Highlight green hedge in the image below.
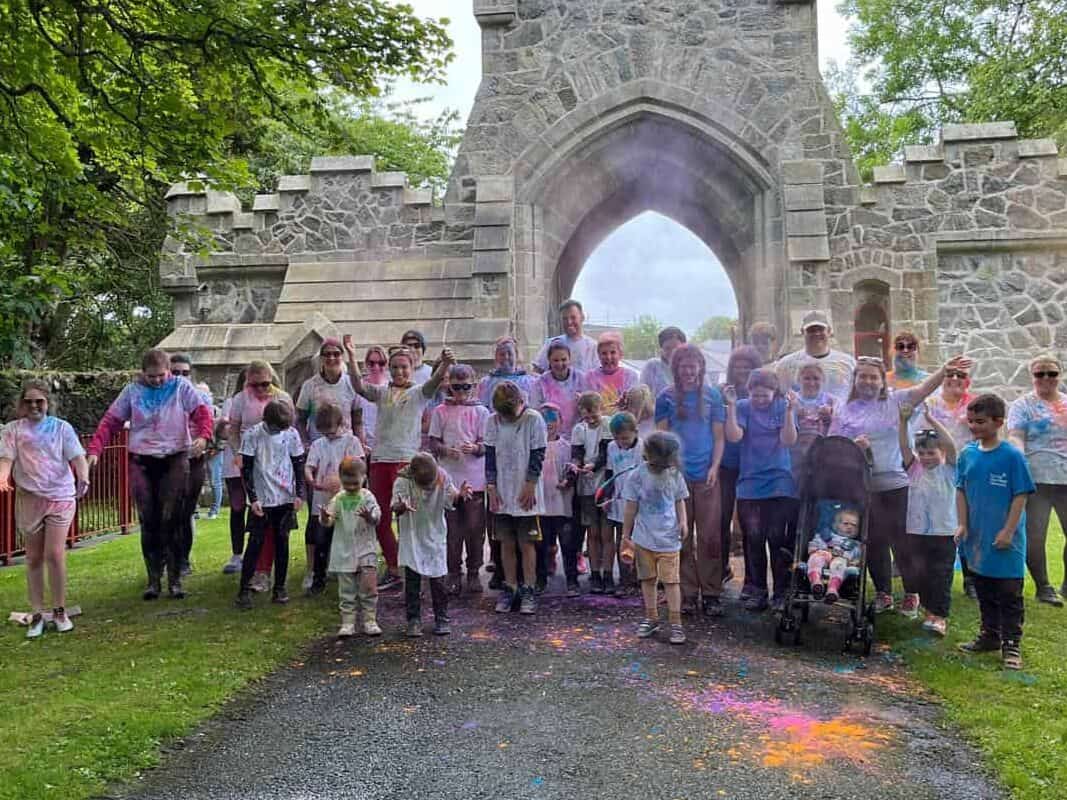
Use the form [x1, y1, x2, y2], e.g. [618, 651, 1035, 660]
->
[0, 370, 137, 434]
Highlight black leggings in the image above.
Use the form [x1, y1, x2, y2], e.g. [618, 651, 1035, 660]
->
[130, 453, 188, 585]
[226, 477, 247, 556]
[240, 505, 294, 593]
[178, 455, 206, 566]
[908, 535, 956, 617]
[737, 497, 798, 601]
[538, 515, 581, 584]
[405, 567, 447, 622]
[867, 487, 912, 594]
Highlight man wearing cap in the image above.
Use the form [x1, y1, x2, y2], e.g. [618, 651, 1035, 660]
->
[532, 299, 600, 374]
[401, 329, 434, 383]
[774, 311, 856, 405]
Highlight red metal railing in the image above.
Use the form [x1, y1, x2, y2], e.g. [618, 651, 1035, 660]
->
[0, 430, 132, 565]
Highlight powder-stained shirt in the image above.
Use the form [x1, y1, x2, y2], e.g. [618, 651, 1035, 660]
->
[654, 386, 726, 483]
[1007, 392, 1067, 485]
[394, 470, 458, 577]
[306, 433, 365, 512]
[296, 373, 358, 441]
[582, 366, 641, 415]
[775, 349, 856, 405]
[228, 388, 295, 438]
[361, 383, 433, 463]
[792, 392, 835, 483]
[906, 460, 957, 536]
[529, 369, 585, 436]
[540, 437, 574, 517]
[620, 463, 689, 553]
[325, 488, 381, 572]
[219, 397, 241, 480]
[571, 416, 612, 496]
[925, 392, 973, 451]
[92, 377, 212, 457]
[429, 403, 490, 491]
[0, 417, 85, 500]
[485, 408, 548, 517]
[605, 439, 644, 522]
[240, 423, 304, 507]
[533, 334, 600, 373]
[830, 390, 917, 493]
[735, 397, 796, 500]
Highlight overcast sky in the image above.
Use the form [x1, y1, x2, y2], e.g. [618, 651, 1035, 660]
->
[391, 1, 855, 335]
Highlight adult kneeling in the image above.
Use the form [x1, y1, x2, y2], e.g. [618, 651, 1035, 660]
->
[87, 349, 212, 600]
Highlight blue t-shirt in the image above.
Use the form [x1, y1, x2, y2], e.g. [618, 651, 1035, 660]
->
[955, 441, 1035, 579]
[735, 397, 796, 500]
[654, 386, 726, 483]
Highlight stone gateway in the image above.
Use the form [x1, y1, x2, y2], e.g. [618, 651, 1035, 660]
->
[159, 0, 1067, 400]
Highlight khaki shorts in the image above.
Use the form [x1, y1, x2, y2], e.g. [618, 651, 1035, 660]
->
[15, 491, 76, 538]
[493, 514, 542, 543]
[635, 545, 680, 584]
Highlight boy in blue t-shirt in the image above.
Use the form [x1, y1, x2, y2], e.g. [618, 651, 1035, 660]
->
[954, 393, 1035, 670]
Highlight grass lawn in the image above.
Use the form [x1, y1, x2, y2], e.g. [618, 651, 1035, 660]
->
[0, 515, 335, 800]
[1, 517, 1065, 800]
[879, 521, 1067, 800]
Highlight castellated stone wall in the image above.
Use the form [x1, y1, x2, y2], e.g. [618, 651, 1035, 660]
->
[805, 122, 1067, 398]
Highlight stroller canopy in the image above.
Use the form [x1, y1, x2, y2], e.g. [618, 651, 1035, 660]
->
[799, 435, 871, 510]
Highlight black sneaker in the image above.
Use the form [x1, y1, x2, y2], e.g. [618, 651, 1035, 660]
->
[488, 573, 504, 591]
[589, 572, 604, 594]
[168, 581, 186, 600]
[702, 597, 723, 618]
[602, 574, 615, 595]
[745, 596, 769, 612]
[566, 580, 581, 597]
[963, 577, 978, 600]
[494, 586, 515, 613]
[519, 585, 537, 615]
[958, 632, 1001, 653]
[143, 578, 162, 601]
[271, 588, 289, 604]
[433, 617, 452, 636]
[1001, 640, 1022, 670]
[534, 580, 547, 595]
[235, 590, 253, 610]
[1035, 586, 1064, 607]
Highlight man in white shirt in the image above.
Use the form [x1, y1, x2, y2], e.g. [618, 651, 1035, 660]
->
[774, 311, 856, 405]
[532, 299, 600, 374]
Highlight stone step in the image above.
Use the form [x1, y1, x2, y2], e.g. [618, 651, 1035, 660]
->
[272, 319, 510, 350]
[273, 299, 474, 324]
[284, 259, 471, 283]
[278, 278, 472, 304]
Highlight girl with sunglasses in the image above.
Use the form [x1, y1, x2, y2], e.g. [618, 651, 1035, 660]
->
[1007, 354, 1067, 607]
[886, 332, 929, 390]
[429, 364, 490, 595]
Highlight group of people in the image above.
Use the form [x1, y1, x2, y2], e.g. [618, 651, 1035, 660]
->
[3, 300, 1065, 670]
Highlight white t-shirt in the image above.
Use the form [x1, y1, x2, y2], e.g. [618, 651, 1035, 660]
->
[571, 416, 612, 496]
[775, 349, 856, 405]
[239, 423, 304, 507]
[533, 334, 600, 373]
[362, 383, 432, 463]
[394, 471, 457, 577]
[484, 408, 548, 517]
[540, 437, 574, 518]
[296, 373, 358, 441]
[428, 403, 490, 491]
[620, 463, 690, 552]
[605, 439, 645, 522]
[306, 434, 365, 512]
[906, 460, 958, 535]
[325, 488, 381, 572]
[0, 417, 85, 500]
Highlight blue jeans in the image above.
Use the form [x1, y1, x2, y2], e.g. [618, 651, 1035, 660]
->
[208, 454, 224, 515]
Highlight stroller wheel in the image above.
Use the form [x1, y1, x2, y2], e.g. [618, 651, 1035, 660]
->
[861, 620, 875, 656]
[775, 614, 801, 646]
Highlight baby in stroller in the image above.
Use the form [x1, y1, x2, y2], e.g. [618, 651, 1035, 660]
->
[806, 506, 862, 603]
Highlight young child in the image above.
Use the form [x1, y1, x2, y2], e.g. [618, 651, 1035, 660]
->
[235, 400, 305, 608]
[320, 458, 381, 637]
[620, 431, 690, 645]
[955, 394, 1034, 670]
[486, 381, 548, 615]
[791, 363, 835, 484]
[806, 507, 862, 604]
[620, 384, 656, 439]
[393, 452, 471, 637]
[429, 364, 490, 596]
[582, 332, 641, 415]
[304, 404, 365, 595]
[536, 402, 578, 596]
[571, 391, 613, 593]
[899, 405, 958, 634]
[603, 412, 644, 597]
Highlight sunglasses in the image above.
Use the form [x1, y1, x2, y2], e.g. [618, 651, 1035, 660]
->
[366, 359, 386, 367]
[1033, 371, 1060, 379]
[321, 351, 342, 358]
[895, 342, 918, 352]
[171, 368, 191, 377]
[856, 356, 884, 366]
[450, 383, 474, 391]
[944, 370, 968, 380]
[916, 428, 940, 439]
[249, 381, 272, 390]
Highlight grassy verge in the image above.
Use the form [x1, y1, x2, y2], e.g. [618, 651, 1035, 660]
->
[880, 522, 1067, 800]
[0, 515, 334, 800]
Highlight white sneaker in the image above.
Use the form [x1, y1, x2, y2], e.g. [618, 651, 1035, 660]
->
[363, 620, 383, 636]
[302, 573, 314, 591]
[337, 623, 356, 638]
[206, 511, 220, 520]
[222, 554, 242, 574]
[52, 608, 74, 633]
[250, 572, 271, 593]
[26, 614, 45, 639]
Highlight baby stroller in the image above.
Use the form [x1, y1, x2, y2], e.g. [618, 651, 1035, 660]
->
[775, 436, 876, 655]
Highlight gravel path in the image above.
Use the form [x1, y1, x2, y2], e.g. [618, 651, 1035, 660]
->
[109, 573, 1003, 800]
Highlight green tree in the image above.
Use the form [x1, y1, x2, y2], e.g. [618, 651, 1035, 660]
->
[692, 316, 738, 344]
[0, 0, 453, 367]
[621, 315, 662, 360]
[834, 0, 1067, 178]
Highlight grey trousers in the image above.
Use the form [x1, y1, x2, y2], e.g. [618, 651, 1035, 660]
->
[1025, 483, 1067, 591]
